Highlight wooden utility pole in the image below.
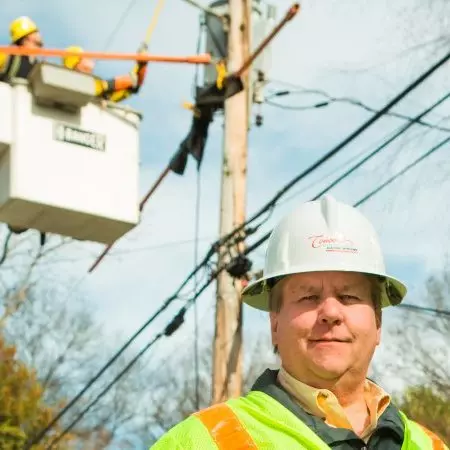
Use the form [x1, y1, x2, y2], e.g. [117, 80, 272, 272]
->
[212, 0, 251, 403]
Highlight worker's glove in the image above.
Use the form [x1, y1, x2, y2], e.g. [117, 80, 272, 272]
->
[136, 42, 148, 69]
[137, 42, 148, 54]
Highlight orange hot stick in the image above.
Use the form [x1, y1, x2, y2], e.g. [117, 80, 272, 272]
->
[0, 46, 212, 64]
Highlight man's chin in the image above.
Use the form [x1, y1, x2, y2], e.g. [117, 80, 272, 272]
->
[310, 363, 348, 381]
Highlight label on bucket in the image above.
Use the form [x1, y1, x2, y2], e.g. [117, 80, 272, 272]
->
[53, 122, 106, 152]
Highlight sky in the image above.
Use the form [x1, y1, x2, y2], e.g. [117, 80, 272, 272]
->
[2, 0, 450, 406]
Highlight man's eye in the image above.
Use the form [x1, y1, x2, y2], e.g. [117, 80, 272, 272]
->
[340, 295, 359, 301]
[299, 295, 318, 302]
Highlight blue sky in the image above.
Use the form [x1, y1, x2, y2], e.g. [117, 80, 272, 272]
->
[3, 0, 450, 396]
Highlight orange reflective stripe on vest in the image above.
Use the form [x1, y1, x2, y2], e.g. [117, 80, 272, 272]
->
[194, 403, 258, 449]
[417, 424, 447, 450]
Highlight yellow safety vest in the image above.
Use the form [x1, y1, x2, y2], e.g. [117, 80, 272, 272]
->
[150, 391, 448, 449]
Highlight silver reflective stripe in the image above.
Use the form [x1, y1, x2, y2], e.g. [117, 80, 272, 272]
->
[8, 55, 22, 78]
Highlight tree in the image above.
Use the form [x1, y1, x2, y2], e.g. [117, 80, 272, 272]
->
[0, 226, 72, 324]
[395, 385, 450, 444]
[0, 225, 155, 448]
[3, 284, 152, 449]
[0, 334, 74, 449]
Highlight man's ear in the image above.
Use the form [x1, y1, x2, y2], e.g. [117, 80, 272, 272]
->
[270, 311, 278, 348]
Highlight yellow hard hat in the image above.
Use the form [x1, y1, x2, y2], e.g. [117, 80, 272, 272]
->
[10, 16, 38, 43]
[63, 46, 83, 69]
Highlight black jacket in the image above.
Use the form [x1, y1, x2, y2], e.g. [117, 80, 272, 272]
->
[0, 54, 35, 82]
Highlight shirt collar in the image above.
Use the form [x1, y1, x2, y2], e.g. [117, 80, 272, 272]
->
[278, 366, 391, 437]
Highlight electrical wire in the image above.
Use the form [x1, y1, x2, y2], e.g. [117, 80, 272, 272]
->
[45, 133, 450, 448]
[275, 91, 450, 211]
[191, 20, 204, 411]
[266, 97, 329, 110]
[103, 0, 165, 52]
[193, 168, 202, 411]
[103, 0, 141, 51]
[265, 89, 450, 134]
[277, 120, 430, 208]
[309, 92, 450, 200]
[397, 303, 450, 317]
[244, 132, 450, 257]
[30, 51, 450, 446]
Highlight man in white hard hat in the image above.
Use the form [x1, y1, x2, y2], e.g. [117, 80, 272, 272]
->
[150, 195, 448, 449]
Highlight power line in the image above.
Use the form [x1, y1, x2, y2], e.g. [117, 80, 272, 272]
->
[310, 92, 450, 200]
[45, 133, 450, 448]
[30, 51, 450, 446]
[102, 0, 140, 51]
[277, 121, 432, 208]
[193, 168, 202, 411]
[192, 19, 204, 413]
[211, 49, 450, 253]
[36, 237, 215, 266]
[397, 303, 450, 317]
[265, 89, 450, 134]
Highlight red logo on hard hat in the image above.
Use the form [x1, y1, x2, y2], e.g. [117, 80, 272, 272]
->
[308, 235, 358, 253]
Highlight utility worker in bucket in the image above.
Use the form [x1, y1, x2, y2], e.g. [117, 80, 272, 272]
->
[0, 16, 43, 82]
[62, 45, 148, 103]
[150, 195, 448, 449]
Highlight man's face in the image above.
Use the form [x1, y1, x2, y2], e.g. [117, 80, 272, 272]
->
[75, 57, 95, 74]
[270, 271, 381, 386]
[23, 31, 43, 48]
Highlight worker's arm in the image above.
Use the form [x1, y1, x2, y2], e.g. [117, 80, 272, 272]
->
[93, 75, 133, 103]
[117, 41, 149, 96]
[105, 60, 148, 96]
[103, 74, 136, 94]
[107, 88, 131, 103]
[93, 43, 149, 102]
[95, 66, 147, 103]
[130, 61, 148, 93]
[131, 41, 149, 93]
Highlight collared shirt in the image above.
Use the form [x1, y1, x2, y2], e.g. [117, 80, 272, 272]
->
[278, 366, 391, 442]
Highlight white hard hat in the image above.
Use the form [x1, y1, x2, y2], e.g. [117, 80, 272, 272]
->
[241, 195, 407, 311]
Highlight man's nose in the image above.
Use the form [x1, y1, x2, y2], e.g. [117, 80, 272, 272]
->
[317, 296, 344, 325]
